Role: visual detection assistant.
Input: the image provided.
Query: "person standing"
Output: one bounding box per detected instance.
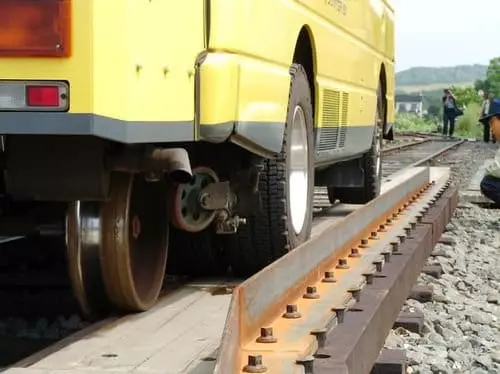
[480,92,496,143]
[479,98,500,204]
[442,89,459,138]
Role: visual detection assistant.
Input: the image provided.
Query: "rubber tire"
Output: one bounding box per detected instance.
[327,86,384,205]
[166,226,228,277]
[223,64,314,277]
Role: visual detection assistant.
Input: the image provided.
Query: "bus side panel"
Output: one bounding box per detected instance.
[91,0,205,143]
[205,0,389,161]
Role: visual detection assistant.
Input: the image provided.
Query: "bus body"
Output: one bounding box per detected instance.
[0,0,395,315]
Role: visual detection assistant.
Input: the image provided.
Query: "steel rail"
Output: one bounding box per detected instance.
[382,137,430,154]
[214,166,444,374]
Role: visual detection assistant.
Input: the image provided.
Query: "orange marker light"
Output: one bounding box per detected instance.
[0,0,71,57]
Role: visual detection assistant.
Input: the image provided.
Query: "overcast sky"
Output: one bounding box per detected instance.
[392,0,498,71]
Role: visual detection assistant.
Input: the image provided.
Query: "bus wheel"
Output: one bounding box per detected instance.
[328,84,384,204]
[67,173,169,315]
[223,63,314,277]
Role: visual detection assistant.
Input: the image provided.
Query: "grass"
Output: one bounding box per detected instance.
[394,103,483,139]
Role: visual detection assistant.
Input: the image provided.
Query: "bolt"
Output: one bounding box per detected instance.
[348,287,361,302]
[283,304,302,319]
[370,231,378,240]
[410,221,417,229]
[392,212,398,218]
[404,226,412,236]
[398,234,406,243]
[311,328,327,348]
[303,286,320,299]
[243,355,267,373]
[386,217,393,225]
[322,271,336,283]
[336,258,349,269]
[379,224,387,232]
[349,248,361,258]
[373,260,383,272]
[360,238,369,248]
[296,356,314,372]
[332,306,346,323]
[382,251,391,263]
[416,214,423,223]
[256,327,277,343]
[403,202,409,208]
[390,241,400,253]
[398,207,403,213]
[363,272,374,284]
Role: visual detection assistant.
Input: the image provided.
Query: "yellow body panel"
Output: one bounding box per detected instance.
[0,0,394,151]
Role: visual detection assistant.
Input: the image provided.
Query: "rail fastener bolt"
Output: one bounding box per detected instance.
[311,328,327,348]
[410,221,417,229]
[386,217,393,226]
[296,356,315,373]
[349,248,361,258]
[348,287,361,302]
[379,223,387,232]
[390,241,400,254]
[363,272,375,284]
[322,271,337,283]
[256,327,277,344]
[283,304,302,319]
[416,214,423,223]
[336,258,350,269]
[304,286,320,299]
[398,234,406,244]
[369,231,378,240]
[382,251,391,263]
[392,212,399,219]
[332,306,346,323]
[243,355,267,373]
[404,226,412,236]
[360,238,369,248]
[373,260,383,272]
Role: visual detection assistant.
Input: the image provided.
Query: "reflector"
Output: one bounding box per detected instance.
[26,86,60,106]
[0,0,71,57]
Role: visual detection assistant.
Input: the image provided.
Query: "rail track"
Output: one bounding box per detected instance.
[1,137,464,374]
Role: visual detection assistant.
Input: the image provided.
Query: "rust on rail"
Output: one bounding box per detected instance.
[214,167,443,374]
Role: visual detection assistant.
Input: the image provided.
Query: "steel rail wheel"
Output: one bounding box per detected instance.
[100,173,169,312]
[66,201,110,318]
[170,166,218,233]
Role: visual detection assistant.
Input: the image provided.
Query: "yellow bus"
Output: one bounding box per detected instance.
[0,0,394,316]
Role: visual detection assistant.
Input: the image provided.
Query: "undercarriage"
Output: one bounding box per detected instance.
[0,135,261,318]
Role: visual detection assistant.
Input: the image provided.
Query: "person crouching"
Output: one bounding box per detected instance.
[479,98,500,204]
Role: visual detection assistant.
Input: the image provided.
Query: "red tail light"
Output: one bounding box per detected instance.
[26,85,60,107]
[0,0,71,58]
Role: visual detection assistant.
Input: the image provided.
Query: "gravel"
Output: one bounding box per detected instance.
[384,141,500,374]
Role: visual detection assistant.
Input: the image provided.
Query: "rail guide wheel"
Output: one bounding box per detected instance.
[66,172,170,316]
[170,166,219,233]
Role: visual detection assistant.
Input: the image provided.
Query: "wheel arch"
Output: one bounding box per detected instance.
[292,25,317,128]
[379,63,394,140]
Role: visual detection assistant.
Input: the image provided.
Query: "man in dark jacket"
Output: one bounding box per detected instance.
[479,98,500,204]
[480,92,496,143]
[442,89,459,137]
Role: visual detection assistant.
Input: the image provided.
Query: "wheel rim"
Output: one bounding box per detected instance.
[66,201,109,318]
[170,167,218,233]
[288,105,309,235]
[374,91,384,179]
[374,126,382,178]
[100,173,169,312]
